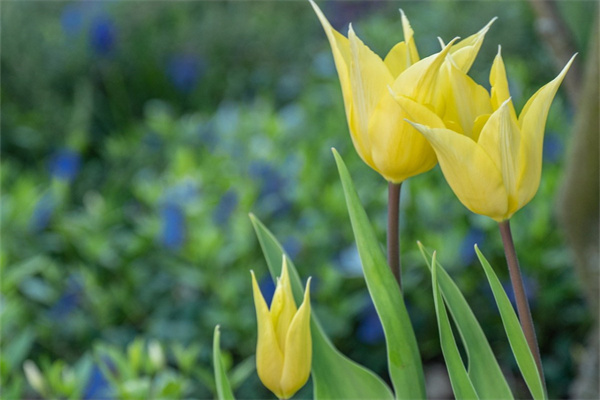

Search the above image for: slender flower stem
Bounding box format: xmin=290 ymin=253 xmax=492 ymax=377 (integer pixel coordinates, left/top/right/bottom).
xmin=387 ymin=182 xmax=402 ymax=290
xmin=498 ymin=220 xmax=546 ymax=392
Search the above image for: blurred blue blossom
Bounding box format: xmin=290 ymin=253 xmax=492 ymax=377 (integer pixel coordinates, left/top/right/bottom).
xmin=160 ymin=202 xmax=186 ymax=250
xmin=89 ymin=15 xmax=116 ymax=55
xmin=83 ymin=363 xmax=111 ymax=400
xmin=48 ymin=275 xmax=83 ymax=319
xmin=49 ymin=148 xmax=81 ymax=181
xmin=213 ymin=189 xmax=238 ymax=226
xmin=167 ymin=54 xmax=204 ymax=93
xmin=459 ymin=228 xmax=486 ymax=265
xmin=259 ymin=275 xmax=276 ymax=307
xmin=165 ymin=180 xmax=200 ymax=206
xmin=502 ymin=275 xmax=539 ymax=309
xmin=61 ymin=3 xmax=84 ymax=37
xmin=249 ymin=161 xmax=291 ymax=217
xmin=30 ymin=193 xmax=55 ymax=232
xmin=543 ymin=133 xmax=563 ymax=164
xmin=356 ymin=298 xmax=384 ymax=344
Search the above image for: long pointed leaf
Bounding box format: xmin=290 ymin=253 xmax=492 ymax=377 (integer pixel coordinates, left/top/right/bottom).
xmin=332 ymin=149 xmax=425 ymax=399
xmin=250 ymin=214 xmax=394 ymax=400
xmin=475 ymin=246 xmax=546 ymax=400
xmin=431 ymin=252 xmax=479 ymax=399
xmin=418 ymin=242 xmax=513 ymax=399
xmin=213 ymin=326 xmax=235 ymax=400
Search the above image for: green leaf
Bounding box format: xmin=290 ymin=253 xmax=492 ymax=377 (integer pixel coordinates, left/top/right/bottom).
xmin=475 ymin=246 xmax=546 ymax=400
xmin=250 ymin=214 xmax=394 ymax=400
xmin=418 ymin=242 xmax=513 ymax=399
xmin=213 ymin=326 xmax=235 ymax=400
xmin=431 ymin=252 xmax=479 ymax=399
xmin=332 ymin=149 xmax=425 ymax=399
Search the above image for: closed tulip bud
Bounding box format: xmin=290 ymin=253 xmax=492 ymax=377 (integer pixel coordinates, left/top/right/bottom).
xmin=251 ymin=257 xmax=312 ymax=399
xmin=310 ymin=0 xmax=494 ymax=183
xmin=402 ymin=48 xmax=576 ymax=221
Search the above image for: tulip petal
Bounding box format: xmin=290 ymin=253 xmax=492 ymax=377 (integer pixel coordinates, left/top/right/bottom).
xmin=348 ymin=24 xmax=394 ymax=156
xmin=367 ymin=93 xmax=442 ymax=183
xmin=516 ymin=54 xmax=576 ymax=208
xmin=490 ymin=48 xmax=517 ymax=118
xmin=281 ymin=278 xmax=312 ymax=399
xmin=310 ymin=0 xmax=373 ymax=165
xmin=477 ymin=99 xmax=522 ymax=216
xmin=390 ymin=38 xmax=458 ymax=104
xmin=384 ymin=41 xmax=410 ymax=78
xmin=409 ymin=122 xmax=509 ymax=220
xmin=400 ymin=9 xmax=420 ymax=65
xmin=441 ymin=59 xmax=493 ymax=140
xmin=252 ymin=271 xmax=284 ymax=397
xmin=271 ymin=257 xmax=298 ymax=352
xmin=449 ymin=17 xmax=496 ymax=73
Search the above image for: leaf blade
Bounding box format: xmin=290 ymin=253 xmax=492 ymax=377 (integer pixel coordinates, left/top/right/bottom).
xmin=213 ymin=325 xmax=235 ymax=400
xmin=332 ymin=149 xmax=426 ymax=399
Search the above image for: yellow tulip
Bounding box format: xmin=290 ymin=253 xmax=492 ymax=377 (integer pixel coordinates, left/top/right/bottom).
xmin=400 ymin=49 xmax=576 ymax=221
xmin=251 ymin=257 xmax=312 ymax=399
xmin=310 ymin=0 xmax=495 ymax=183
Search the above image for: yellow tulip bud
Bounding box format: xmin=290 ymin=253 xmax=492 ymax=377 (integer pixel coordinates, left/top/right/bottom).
xmin=404 ymin=49 xmax=576 ymax=221
xmin=251 ymin=257 xmax=312 ymax=399
xmin=310 ymin=0 xmax=494 ymax=183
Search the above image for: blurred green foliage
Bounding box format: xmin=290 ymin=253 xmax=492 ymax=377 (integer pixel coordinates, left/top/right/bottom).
xmin=1 ymin=1 xmax=595 ymax=399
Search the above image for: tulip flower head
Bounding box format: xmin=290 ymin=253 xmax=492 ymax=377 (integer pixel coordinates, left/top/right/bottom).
xmin=400 ymin=49 xmax=576 ymax=221
xmin=310 ymin=0 xmax=495 ymax=183
xmin=251 ymin=257 xmax=312 ymax=399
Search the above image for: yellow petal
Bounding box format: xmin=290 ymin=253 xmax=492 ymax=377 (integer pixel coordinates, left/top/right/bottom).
xmin=348 ymin=24 xmax=394 ymax=161
xmin=449 ymin=17 xmax=497 ymax=73
xmin=390 ymin=37 xmax=459 ymax=104
xmin=516 ymin=54 xmax=576 ymax=209
xmin=280 ymin=278 xmax=312 ymax=399
xmin=384 ymin=41 xmax=409 ymax=78
xmin=310 ymin=0 xmax=372 ymax=166
xmin=270 ymin=257 xmax=298 ymax=352
xmin=251 ymin=271 xmax=284 ymax=397
xmin=409 ymin=122 xmax=509 ymax=220
xmin=477 ymin=99 xmax=522 ymax=216
xmin=441 ymin=59 xmax=493 ymax=140
xmin=400 ymin=9 xmax=420 ymax=65
xmin=367 ymin=93 xmax=442 ymax=183
xmin=489 ymin=47 xmax=517 ymax=118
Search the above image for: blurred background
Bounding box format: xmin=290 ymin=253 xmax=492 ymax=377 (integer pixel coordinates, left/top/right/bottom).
xmin=1 ymin=1 xmax=597 ymax=399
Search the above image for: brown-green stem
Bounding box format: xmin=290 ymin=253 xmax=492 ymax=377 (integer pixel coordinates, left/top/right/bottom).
xmin=498 ymin=220 xmax=546 ymax=393
xmin=388 ymin=182 xmax=402 ymax=290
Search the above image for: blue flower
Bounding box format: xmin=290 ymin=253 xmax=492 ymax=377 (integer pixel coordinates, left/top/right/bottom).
xmin=459 ymin=228 xmax=486 ymax=265
xmin=167 ymin=54 xmax=204 ymax=93
xmin=89 ymin=15 xmax=116 ymax=55
xmin=335 ymin=245 xmax=362 ymax=277
xmin=248 ymin=161 xmax=291 ymax=217
xmin=49 ymin=148 xmax=81 ymax=182
xmin=160 ymin=202 xmax=186 ymax=250
xmin=213 ymin=190 xmax=238 ymax=226
xmin=83 ymin=363 xmax=111 ymax=400
xmin=282 ymin=237 xmax=302 ymax=260
xmin=259 ymin=275 xmax=276 ymax=307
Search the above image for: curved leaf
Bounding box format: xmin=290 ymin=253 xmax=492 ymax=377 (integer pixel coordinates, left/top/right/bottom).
xmin=213 ymin=325 xmax=235 ymax=400
xmin=418 ymin=242 xmax=513 ymax=399
xmin=431 ymin=252 xmax=479 ymax=399
xmin=250 ymin=214 xmax=394 ymax=400
xmin=332 ymin=149 xmax=426 ymax=399
xmin=475 ymin=246 xmax=546 ymax=400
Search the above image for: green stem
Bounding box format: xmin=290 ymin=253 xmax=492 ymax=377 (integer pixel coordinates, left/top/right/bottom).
xmin=498 ymin=220 xmax=547 ymax=393
xmin=387 ymin=182 xmax=402 ymax=290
